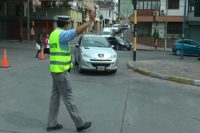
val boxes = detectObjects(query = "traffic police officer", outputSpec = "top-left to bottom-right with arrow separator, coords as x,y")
47,10 -> 96,132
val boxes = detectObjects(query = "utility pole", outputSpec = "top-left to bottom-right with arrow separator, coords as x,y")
181,0 -> 187,59
153,11 -> 159,50
131,0 -> 137,61
164,0 -> 168,51
118,0 -> 120,19
27,0 -> 30,41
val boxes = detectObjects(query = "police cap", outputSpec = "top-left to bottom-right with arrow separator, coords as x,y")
57,16 -> 71,24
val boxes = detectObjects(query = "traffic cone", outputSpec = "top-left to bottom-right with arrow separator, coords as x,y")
1,48 -> 10,68
40,49 -> 45,60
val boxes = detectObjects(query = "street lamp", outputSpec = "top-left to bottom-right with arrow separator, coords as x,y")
131,0 -> 137,61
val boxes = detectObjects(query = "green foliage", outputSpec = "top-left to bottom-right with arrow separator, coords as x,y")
61,0 -> 71,8
153,28 -> 159,39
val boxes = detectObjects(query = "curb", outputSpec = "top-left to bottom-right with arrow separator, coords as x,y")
127,61 -> 200,87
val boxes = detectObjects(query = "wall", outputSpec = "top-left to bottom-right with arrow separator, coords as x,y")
160,0 -> 188,16
152,22 -> 165,38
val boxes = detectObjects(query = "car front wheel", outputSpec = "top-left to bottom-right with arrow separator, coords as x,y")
116,45 -> 120,50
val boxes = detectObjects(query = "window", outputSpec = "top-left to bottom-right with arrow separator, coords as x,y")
168,0 -> 179,9
167,23 -> 182,34
144,1 -> 148,9
147,1 -> 152,9
137,1 -> 144,9
152,1 -> 160,9
190,41 -> 198,46
194,2 -> 200,17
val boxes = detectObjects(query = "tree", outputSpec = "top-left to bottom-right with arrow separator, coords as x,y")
153,28 -> 159,40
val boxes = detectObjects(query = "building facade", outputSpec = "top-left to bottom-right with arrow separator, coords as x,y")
129,0 -> 188,39
188,0 -> 200,42
0,0 -> 97,40
96,0 -> 116,28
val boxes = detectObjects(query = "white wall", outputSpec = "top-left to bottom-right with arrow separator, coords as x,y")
99,9 -> 115,24
160,0 -> 188,16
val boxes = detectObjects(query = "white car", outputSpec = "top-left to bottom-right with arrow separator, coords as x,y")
74,34 -> 118,73
101,27 -> 115,38
112,24 -> 120,33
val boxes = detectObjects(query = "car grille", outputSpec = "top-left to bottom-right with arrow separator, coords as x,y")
91,63 -> 110,67
90,59 -> 111,61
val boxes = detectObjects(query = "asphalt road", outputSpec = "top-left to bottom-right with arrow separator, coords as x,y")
0,44 -> 200,133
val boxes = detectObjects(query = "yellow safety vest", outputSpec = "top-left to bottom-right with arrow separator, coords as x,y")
49,29 -> 72,73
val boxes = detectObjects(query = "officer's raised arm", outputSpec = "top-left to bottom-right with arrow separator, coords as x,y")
76,10 -> 96,35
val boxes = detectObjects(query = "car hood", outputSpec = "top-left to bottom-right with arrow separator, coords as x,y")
80,46 -> 116,59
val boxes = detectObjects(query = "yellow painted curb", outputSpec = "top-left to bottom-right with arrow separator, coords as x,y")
167,76 -> 195,85
133,67 -> 151,76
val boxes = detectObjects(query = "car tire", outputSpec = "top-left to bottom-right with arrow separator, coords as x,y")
175,49 -> 181,56
110,70 -> 117,74
116,45 -> 120,50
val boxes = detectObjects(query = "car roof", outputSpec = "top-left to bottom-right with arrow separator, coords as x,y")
176,38 -> 199,42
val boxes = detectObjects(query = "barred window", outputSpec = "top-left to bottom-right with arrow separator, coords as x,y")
167,22 -> 182,34
194,2 -> 200,17
168,0 -> 179,9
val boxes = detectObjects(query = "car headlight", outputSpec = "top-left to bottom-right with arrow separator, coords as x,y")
110,54 -> 117,59
81,52 -> 92,58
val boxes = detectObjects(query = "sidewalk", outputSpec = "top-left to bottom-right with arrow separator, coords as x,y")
128,44 -> 200,87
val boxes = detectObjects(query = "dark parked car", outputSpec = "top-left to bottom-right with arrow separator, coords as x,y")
172,39 -> 200,56
107,36 -> 131,50
121,24 -> 130,31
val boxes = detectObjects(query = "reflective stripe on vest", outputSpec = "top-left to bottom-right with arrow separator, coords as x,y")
49,29 -> 72,73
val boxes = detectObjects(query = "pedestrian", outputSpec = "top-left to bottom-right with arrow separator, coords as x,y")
44,34 -> 50,55
31,27 -> 35,41
35,33 -> 44,58
46,9 -> 96,132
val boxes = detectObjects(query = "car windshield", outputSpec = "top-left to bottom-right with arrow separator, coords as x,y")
82,36 -> 111,48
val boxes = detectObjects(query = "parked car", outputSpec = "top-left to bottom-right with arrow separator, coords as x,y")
172,39 -> 200,56
74,34 -> 118,73
107,36 -> 131,50
112,24 -> 120,33
121,23 -> 130,31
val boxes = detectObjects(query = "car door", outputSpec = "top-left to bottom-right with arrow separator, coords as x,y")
190,41 -> 199,55
183,40 -> 191,54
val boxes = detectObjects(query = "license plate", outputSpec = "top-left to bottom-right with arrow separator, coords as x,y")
97,66 -> 105,71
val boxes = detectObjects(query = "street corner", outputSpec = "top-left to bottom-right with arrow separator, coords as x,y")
127,61 -> 151,76
127,61 -> 200,87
